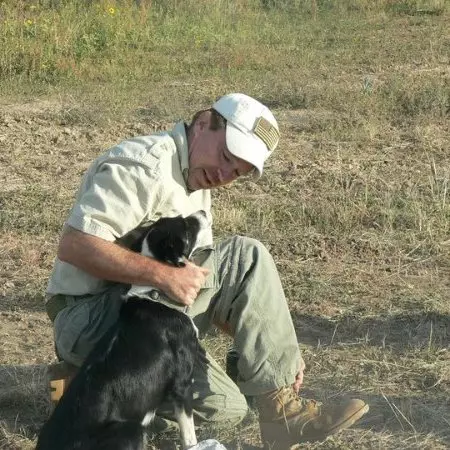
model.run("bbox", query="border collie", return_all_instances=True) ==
[37,211,209,450]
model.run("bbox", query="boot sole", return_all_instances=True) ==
[260,403,370,448]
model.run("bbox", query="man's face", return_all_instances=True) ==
[186,111,254,191]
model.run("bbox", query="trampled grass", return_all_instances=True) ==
[0,0,449,448]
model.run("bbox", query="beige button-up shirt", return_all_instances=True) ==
[47,122,212,297]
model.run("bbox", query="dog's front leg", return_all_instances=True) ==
[174,405,197,449]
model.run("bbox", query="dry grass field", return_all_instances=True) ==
[0,1,449,448]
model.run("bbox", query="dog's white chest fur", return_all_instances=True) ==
[141,411,155,426]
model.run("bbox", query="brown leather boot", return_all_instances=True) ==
[257,386,368,449]
[47,361,78,405]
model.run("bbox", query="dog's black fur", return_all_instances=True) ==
[37,212,208,450]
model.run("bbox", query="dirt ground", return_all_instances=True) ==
[0,96,449,449]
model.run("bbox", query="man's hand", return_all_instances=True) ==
[293,359,306,393]
[161,261,209,306]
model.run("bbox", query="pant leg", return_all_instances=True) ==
[206,236,302,396]
[53,284,126,367]
[156,351,248,427]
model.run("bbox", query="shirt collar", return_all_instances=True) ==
[170,121,190,184]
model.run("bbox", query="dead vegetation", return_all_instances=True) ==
[0,1,449,448]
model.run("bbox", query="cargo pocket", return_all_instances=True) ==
[189,247,218,317]
[192,247,217,289]
[54,299,91,366]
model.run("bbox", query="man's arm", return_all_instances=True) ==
[57,226,209,306]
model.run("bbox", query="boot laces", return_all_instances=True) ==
[274,387,322,432]
[275,387,321,410]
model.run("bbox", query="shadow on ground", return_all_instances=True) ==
[292,311,449,351]
[0,364,50,444]
[1,364,449,449]
[0,293,47,314]
[299,385,450,447]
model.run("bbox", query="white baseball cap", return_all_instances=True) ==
[212,93,280,176]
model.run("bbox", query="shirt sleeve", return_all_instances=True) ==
[67,160,164,241]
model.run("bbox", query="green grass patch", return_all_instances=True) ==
[1,1,448,106]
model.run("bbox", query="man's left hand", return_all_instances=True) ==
[293,359,305,393]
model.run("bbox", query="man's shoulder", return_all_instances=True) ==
[106,132,176,165]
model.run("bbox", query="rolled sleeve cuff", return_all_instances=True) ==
[67,214,117,242]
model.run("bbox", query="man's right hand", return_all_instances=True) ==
[161,261,210,306]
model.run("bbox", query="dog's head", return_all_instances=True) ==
[140,210,209,266]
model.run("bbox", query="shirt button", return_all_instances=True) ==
[150,290,160,300]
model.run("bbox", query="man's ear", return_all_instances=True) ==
[194,110,213,131]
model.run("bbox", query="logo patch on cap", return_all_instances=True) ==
[253,117,280,152]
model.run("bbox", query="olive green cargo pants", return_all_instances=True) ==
[51,236,302,426]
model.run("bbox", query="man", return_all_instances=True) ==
[46,93,368,448]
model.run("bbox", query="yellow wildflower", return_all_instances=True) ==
[108,7,116,15]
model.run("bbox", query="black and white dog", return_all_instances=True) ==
[37,211,209,450]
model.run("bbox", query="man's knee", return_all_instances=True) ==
[233,236,279,280]
[233,235,272,261]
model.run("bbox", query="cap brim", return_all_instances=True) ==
[226,122,269,176]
